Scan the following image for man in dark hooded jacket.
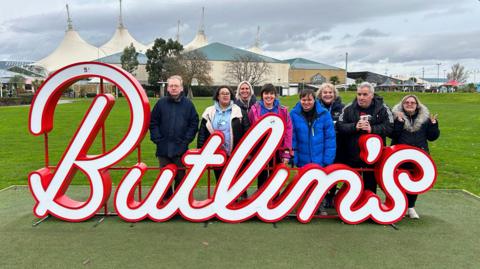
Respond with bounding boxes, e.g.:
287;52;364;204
149;75;199;199
336;82;393;193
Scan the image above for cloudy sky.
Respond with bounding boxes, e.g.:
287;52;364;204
1;0;479;81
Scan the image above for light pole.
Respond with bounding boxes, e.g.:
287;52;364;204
158;80;167;98
277;78;281;96
436;63;441;87
473;69;479;85
345;52;348;92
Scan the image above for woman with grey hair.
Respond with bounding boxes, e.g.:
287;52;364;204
316;83;345;208
391;94;439;219
235;81;257;114
316;83;344;122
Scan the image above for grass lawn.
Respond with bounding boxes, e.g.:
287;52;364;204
0;186;478;268
0;92;479;194
1;92;479;268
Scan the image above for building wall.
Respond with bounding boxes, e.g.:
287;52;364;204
289;69;346;84
209;60;290;87
110;61;290;88
111;64;149;84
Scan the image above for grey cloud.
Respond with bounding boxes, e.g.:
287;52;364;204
0;0;474;61
318;35;332;41
358;28;389;38
346;30;480;63
350;38;376;47
423;6;470;19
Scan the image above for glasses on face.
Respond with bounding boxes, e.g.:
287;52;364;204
404;101;417;105
219;92;230;96
168;84;181;88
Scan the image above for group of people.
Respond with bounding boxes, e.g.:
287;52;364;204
149;75;440;219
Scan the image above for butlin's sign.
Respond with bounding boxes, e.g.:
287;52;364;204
28;62;436;224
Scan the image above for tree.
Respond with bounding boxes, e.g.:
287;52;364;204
120;43;139;75
8;75;26;96
330;76;339;85
31;79;44;93
164;50;213;99
447;63;468;83
224;54;272;86
146;38;183;96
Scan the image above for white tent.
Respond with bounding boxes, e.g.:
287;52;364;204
36;5;104;72
100;27;148;55
100;0;147;55
184;7;208;51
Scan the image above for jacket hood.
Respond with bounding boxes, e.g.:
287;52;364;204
321;96;343;110
259;99;280;111
392;95;430;132
235;81;255;100
292;100;327;116
214;100;233;112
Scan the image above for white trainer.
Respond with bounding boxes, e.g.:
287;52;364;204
407;208;420;219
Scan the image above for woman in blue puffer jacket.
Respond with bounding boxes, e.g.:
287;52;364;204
291;89;336;167
290;88;336;215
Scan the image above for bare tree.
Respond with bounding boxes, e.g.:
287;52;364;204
224;54;272;86
447;63;468;83
164;51;213;99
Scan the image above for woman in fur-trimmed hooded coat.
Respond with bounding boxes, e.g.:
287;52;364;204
391;94;440;218
391;95;440;153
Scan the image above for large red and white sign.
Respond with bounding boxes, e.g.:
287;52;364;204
28;62;437;224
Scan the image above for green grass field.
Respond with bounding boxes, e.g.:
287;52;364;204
0;92;479;194
0;186;479;268
1;92;479;268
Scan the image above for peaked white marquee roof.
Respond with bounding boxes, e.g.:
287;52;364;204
248;26;263;54
184;7;208;51
36;5;104;72
100;0;147;55
100;26;148;55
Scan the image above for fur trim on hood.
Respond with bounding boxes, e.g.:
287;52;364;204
392;95;430;132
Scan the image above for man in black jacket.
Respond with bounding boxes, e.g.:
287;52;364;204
336;82;393;193
149;75;199;199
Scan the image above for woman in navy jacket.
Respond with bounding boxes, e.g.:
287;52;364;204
290;89;336;214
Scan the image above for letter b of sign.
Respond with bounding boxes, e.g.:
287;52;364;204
28;63;150;221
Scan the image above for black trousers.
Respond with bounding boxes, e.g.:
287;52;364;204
258;156;282;189
407;194;418;208
213;164;248;199
158;156;185;199
398;163;418;208
346;160;378;194
361;170;377;194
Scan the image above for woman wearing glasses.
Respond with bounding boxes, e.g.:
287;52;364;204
197;85;250;182
391;95;440;219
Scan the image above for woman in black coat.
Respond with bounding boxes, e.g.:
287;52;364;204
391;94;440;219
316;83;345;209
